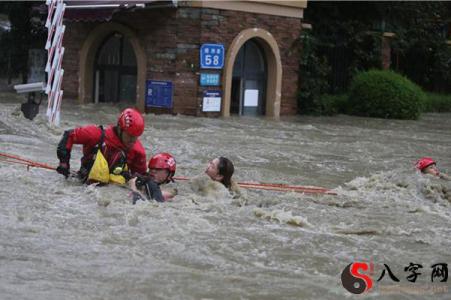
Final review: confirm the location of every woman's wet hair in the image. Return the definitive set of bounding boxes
[217,157,234,189]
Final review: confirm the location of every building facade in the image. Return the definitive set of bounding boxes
[62,1,307,117]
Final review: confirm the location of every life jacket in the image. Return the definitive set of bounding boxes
[78,126,129,185]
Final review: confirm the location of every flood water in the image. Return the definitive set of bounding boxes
[1,93,450,299]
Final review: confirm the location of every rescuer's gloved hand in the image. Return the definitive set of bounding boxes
[56,162,70,178]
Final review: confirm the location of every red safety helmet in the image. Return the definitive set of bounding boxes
[415,157,436,172]
[118,108,144,137]
[148,152,176,182]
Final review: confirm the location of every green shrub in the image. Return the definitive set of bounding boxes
[316,94,349,115]
[348,70,425,120]
[422,93,451,113]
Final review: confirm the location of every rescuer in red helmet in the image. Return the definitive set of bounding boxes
[415,157,450,180]
[148,152,176,184]
[129,152,177,203]
[56,108,147,184]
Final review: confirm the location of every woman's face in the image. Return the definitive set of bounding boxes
[205,158,223,182]
[423,164,439,176]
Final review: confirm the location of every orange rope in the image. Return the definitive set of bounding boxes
[0,153,337,195]
[0,152,56,170]
[238,182,330,192]
[173,176,336,195]
[0,158,51,170]
[238,184,337,195]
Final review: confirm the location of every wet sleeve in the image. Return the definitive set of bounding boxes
[143,180,165,202]
[57,129,73,163]
[70,125,102,146]
[128,142,147,175]
[57,125,102,163]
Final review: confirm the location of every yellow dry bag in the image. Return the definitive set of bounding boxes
[109,163,128,185]
[87,149,110,184]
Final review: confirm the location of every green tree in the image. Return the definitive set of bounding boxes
[298,30,331,114]
[302,1,451,95]
[385,2,451,92]
[0,2,46,83]
[303,2,383,94]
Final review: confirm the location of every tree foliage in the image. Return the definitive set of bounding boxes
[300,1,451,106]
[298,31,331,114]
[385,2,451,92]
[0,2,46,83]
[303,2,383,94]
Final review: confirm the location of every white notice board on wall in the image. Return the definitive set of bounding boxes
[202,90,222,112]
[244,89,259,107]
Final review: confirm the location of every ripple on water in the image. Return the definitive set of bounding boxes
[1,96,451,299]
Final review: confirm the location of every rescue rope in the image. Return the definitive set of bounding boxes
[0,152,337,195]
[0,152,57,171]
[174,176,337,195]
[0,152,78,176]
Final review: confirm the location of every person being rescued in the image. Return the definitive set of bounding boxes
[204,156,241,197]
[56,108,147,185]
[128,152,177,203]
[415,157,451,180]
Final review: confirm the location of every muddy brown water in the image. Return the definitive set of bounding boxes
[1,93,450,299]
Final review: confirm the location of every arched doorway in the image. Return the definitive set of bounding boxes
[94,32,137,103]
[231,39,267,116]
[223,28,282,118]
[79,22,146,110]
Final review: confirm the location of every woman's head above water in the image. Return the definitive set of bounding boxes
[205,157,235,188]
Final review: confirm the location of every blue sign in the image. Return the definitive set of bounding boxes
[200,73,221,86]
[200,43,224,69]
[203,90,222,98]
[146,80,173,108]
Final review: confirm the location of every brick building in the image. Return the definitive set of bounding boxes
[62,1,307,117]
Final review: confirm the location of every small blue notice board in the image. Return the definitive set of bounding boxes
[146,80,173,108]
[200,73,220,86]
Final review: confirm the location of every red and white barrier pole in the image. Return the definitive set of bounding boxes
[45,0,65,126]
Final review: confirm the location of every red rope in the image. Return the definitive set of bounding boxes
[0,153,336,195]
[0,152,56,170]
[238,184,337,195]
[173,176,336,195]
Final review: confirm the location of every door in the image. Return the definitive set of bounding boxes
[94,33,137,103]
[231,39,267,116]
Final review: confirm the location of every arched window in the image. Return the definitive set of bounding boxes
[94,33,137,103]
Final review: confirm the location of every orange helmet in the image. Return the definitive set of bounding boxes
[415,157,436,172]
[118,108,144,137]
[148,153,176,183]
